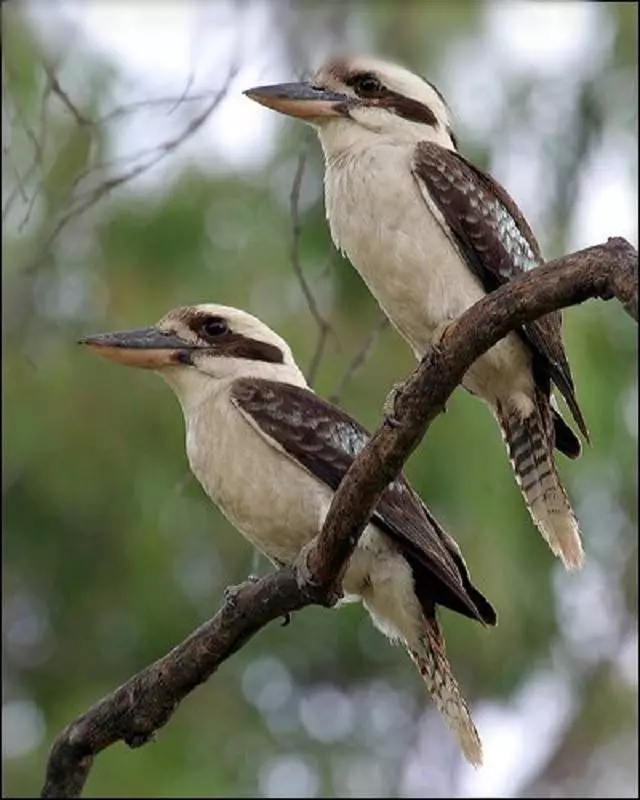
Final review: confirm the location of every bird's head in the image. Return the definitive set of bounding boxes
[244,55,457,155]
[80,303,307,410]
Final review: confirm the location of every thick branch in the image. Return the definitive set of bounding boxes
[41,237,637,798]
[41,567,329,798]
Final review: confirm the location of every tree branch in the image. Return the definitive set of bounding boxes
[330,312,390,404]
[288,142,336,387]
[41,237,638,798]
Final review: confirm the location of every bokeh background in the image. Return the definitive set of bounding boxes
[2,1,638,797]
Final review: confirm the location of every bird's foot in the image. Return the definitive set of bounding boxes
[431,320,454,354]
[223,574,260,607]
[281,612,293,627]
[382,381,405,428]
[295,540,318,591]
[294,540,343,607]
[125,731,156,749]
[429,322,455,414]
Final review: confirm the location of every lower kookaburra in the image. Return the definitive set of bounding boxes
[81,303,497,765]
[245,56,589,571]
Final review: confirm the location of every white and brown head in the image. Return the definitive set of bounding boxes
[244,55,457,155]
[80,303,307,410]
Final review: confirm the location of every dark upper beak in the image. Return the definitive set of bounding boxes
[79,326,194,369]
[243,82,352,120]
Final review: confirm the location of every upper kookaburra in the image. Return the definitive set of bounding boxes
[81,302,497,765]
[245,55,589,571]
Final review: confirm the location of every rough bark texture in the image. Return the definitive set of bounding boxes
[41,237,638,798]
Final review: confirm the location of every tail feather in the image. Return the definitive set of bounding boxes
[498,395,585,570]
[408,619,483,767]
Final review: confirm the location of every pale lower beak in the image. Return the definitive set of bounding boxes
[79,326,194,369]
[244,82,352,120]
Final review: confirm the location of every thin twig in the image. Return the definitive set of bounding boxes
[2,62,43,220]
[60,67,237,224]
[98,91,222,124]
[289,142,335,386]
[3,63,54,226]
[167,71,196,116]
[330,313,391,404]
[42,61,91,127]
[4,66,238,337]
[40,237,638,799]
[3,73,238,345]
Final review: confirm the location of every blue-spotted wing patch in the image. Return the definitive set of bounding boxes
[230,377,496,625]
[412,141,588,440]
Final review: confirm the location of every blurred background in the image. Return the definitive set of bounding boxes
[2,1,638,797]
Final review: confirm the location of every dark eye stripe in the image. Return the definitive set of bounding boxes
[383,95,437,126]
[172,308,285,365]
[220,335,284,365]
[345,71,439,128]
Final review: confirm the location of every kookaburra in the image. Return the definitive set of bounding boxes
[245,55,589,570]
[81,302,497,765]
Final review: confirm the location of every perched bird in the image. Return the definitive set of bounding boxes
[244,56,589,571]
[81,302,496,765]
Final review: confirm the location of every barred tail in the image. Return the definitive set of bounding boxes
[498,395,585,570]
[408,619,483,767]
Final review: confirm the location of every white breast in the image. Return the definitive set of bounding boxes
[324,144,533,405]
[325,145,486,352]
[185,389,329,566]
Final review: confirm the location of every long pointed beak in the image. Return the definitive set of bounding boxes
[79,326,193,369]
[244,82,352,120]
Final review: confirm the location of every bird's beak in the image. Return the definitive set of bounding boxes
[79,326,193,369]
[244,82,352,119]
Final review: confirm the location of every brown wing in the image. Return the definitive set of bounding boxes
[412,141,588,441]
[230,377,496,626]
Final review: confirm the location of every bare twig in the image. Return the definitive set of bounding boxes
[2,62,54,226]
[330,313,391,404]
[289,142,335,386]
[97,91,221,124]
[40,237,638,799]
[42,61,91,127]
[2,62,44,221]
[3,66,238,336]
[54,66,237,230]
[166,70,196,116]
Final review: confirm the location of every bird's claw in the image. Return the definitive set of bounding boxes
[382,381,405,428]
[223,574,260,607]
[295,541,317,590]
[125,731,156,749]
[431,320,454,353]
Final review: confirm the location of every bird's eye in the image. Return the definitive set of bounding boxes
[201,316,229,338]
[354,74,382,96]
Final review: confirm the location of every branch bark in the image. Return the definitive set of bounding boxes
[41,236,638,798]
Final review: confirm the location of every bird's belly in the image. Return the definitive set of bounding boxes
[186,401,327,566]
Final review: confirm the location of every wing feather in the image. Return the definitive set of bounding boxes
[230,377,496,626]
[412,141,588,441]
